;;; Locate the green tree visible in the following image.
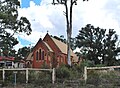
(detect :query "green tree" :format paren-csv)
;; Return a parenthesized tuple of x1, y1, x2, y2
(52, 0, 89, 66)
(52, 35, 66, 43)
(76, 24, 118, 66)
(70, 37, 76, 50)
(0, 30, 18, 56)
(17, 46, 32, 60)
(0, 0, 32, 56)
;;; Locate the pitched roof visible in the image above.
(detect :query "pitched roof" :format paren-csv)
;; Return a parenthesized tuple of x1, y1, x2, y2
(51, 37, 76, 56)
(43, 41, 53, 52)
(26, 52, 33, 61)
(0, 56, 15, 61)
(51, 37, 78, 62)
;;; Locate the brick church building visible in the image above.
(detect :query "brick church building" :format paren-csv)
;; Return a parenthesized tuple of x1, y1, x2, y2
(26, 33, 78, 68)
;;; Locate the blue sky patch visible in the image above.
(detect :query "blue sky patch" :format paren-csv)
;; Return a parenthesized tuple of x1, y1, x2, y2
(21, 0, 29, 8)
(21, 0, 41, 8)
(18, 37, 32, 46)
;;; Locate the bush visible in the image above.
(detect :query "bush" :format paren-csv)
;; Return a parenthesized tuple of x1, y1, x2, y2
(87, 70, 120, 87)
(16, 71, 26, 83)
(100, 70, 120, 85)
(5, 71, 13, 82)
(28, 70, 52, 87)
(87, 71, 100, 86)
(40, 61, 49, 69)
(56, 64, 71, 79)
(35, 72, 51, 86)
(0, 71, 2, 80)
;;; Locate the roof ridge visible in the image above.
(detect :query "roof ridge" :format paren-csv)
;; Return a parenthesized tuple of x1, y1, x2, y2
(43, 41, 53, 52)
(51, 36, 67, 44)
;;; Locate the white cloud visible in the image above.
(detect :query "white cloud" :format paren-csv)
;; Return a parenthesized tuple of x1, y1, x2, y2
(17, 0, 120, 48)
(19, 31, 46, 44)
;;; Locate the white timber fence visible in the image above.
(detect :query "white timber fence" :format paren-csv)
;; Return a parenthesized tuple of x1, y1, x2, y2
(0, 68, 55, 84)
(84, 66, 120, 83)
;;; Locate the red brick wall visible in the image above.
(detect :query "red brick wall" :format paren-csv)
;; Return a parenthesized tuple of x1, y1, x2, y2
(43, 34, 68, 66)
(43, 34, 61, 53)
(32, 40, 49, 68)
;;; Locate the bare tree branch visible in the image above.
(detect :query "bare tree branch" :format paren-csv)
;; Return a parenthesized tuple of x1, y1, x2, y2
(63, 11, 66, 16)
(52, 0, 66, 5)
(72, 0, 77, 5)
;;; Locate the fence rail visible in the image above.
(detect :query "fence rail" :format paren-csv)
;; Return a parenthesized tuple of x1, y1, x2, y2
(84, 66, 120, 83)
(87, 66, 120, 70)
(0, 68, 55, 84)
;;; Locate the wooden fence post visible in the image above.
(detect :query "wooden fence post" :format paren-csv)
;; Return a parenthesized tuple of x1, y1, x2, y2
(84, 66, 87, 84)
(26, 68, 28, 84)
(52, 68, 55, 84)
(2, 69, 5, 82)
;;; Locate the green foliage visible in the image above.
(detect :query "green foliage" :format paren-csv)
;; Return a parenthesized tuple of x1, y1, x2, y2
(4, 71, 13, 82)
(0, 71, 2, 80)
(0, 0, 32, 57)
(87, 70, 120, 87)
(52, 35, 66, 44)
(70, 38, 76, 50)
(0, 31, 18, 56)
(40, 61, 49, 69)
(0, 0, 32, 35)
(95, 64, 106, 67)
(16, 71, 26, 83)
(56, 64, 85, 81)
(17, 46, 31, 60)
(76, 24, 118, 66)
(56, 64, 71, 79)
(87, 71, 100, 86)
(51, 53, 58, 68)
(82, 60, 95, 67)
(1, 67, 120, 87)
(28, 71, 52, 87)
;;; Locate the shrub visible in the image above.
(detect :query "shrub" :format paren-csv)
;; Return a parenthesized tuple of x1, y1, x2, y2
(0, 71, 2, 80)
(16, 71, 26, 83)
(28, 70, 52, 86)
(36, 72, 51, 85)
(87, 70, 120, 87)
(4, 71, 13, 82)
(87, 71, 100, 86)
(56, 64, 70, 79)
(40, 61, 49, 69)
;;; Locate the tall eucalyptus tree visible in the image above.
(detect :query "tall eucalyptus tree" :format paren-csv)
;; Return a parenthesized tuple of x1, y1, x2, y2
(52, 0, 88, 66)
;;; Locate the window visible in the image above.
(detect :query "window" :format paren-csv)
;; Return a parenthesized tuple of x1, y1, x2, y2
(39, 49, 41, 60)
(42, 51, 44, 60)
(36, 51, 39, 61)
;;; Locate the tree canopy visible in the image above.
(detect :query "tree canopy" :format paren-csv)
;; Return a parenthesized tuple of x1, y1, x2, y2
(0, 0, 32, 56)
(76, 24, 119, 66)
(16, 46, 32, 60)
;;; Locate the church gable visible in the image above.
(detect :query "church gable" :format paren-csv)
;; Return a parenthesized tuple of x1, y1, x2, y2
(43, 33, 61, 53)
(29, 33, 78, 68)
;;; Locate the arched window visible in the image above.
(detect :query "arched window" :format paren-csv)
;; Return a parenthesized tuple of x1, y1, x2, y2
(39, 49, 41, 60)
(36, 51, 39, 61)
(42, 51, 44, 60)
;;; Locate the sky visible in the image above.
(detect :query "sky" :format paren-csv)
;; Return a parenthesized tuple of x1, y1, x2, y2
(15, 0, 120, 50)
